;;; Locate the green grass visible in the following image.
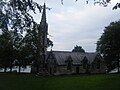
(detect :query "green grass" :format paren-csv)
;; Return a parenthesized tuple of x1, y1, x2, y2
(0, 73, 120, 90)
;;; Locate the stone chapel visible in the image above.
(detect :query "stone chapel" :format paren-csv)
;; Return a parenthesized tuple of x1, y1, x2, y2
(31, 3, 106, 75)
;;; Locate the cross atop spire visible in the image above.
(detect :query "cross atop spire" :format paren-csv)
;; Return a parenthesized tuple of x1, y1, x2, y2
(44, 0, 46, 3)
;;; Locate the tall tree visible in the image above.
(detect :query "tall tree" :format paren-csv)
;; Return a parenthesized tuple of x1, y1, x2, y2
(0, 29, 23, 72)
(22, 23, 53, 73)
(0, 33, 10, 72)
(0, 1, 53, 73)
(72, 45, 85, 53)
(0, 0, 41, 72)
(96, 20, 120, 73)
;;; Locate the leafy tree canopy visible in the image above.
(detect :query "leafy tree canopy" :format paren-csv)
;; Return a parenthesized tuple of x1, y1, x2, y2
(0, 30, 23, 72)
(62, 0, 120, 9)
(0, 0, 42, 33)
(88, 0, 119, 9)
(0, 0, 119, 34)
(72, 45, 85, 53)
(96, 20, 120, 71)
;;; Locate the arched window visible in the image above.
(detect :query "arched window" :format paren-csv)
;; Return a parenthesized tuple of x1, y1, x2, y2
(95, 54, 101, 69)
(82, 57, 88, 69)
(97, 60, 101, 69)
(67, 61, 72, 70)
(65, 56, 73, 70)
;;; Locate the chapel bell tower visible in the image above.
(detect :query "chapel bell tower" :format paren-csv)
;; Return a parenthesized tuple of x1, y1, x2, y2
(38, 3, 48, 72)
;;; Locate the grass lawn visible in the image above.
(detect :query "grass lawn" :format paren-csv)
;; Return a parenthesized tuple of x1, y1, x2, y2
(0, 73, 120, 90)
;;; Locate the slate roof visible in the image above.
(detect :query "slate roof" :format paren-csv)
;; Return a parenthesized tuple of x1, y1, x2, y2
(49, 51, 98, 65)
(85, 53, 98, 64)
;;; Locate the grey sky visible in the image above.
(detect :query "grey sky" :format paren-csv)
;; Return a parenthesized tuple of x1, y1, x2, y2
(34, 0, 120, 52)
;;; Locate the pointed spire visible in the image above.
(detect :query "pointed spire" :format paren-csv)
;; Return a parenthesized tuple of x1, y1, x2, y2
(40, 3, 47, 25)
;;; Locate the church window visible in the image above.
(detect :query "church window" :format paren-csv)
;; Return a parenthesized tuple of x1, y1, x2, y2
(66, 56, 73, 70)
(67, 61, 72, 70)
(97, 60, 101, 69)
(91, 62, 95, 69)
(82, 57, 88, 69)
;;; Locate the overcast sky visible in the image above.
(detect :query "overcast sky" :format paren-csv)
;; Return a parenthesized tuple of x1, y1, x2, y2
(34, 0, 120, 52)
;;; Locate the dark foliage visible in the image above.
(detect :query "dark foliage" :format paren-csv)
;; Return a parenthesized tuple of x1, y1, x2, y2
(72, 45, 85, 53)
(0, 1, 53, 72)
(112, 3, 120, 10)
(0, 31, 21, 72)
(0, 0, 42, 33)
(75, 0, 120, 9)
(96, 20, 120, 72)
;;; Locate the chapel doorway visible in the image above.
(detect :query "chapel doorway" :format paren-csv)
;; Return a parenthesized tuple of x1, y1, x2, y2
(76, 67, 79, 74)
(50, 67, 52, 74)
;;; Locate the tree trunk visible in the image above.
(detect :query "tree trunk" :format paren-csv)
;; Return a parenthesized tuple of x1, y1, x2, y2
(4, 66, 7, 73)
(36, 65, 39, 73)
(10, 61, 13, 73)
(117, 54, 120, 73)
(18, 65, 21, 73)
(10, 66, 12, 73)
